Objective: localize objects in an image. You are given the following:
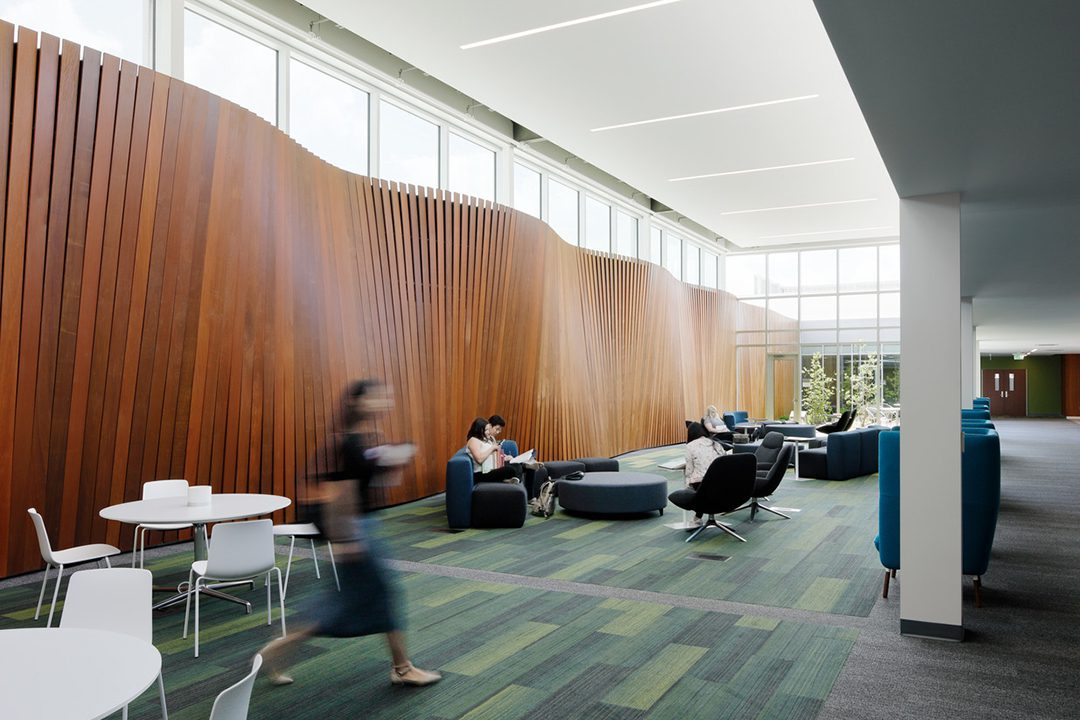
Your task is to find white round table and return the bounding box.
[0,628,161,720]
[100,493,290,610]
[101,493,291,559]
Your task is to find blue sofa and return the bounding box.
[797,426,882,480]
[722,410,749,431]
[875,428,1001,605]
[446,440,527,529]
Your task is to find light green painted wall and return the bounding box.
[980,355,1062,416]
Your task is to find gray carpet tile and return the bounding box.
[820,418,1080,720]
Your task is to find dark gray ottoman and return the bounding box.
[575,457,620,472]
[557,471,668,516]
[544,460,586,479]
[471,483,527,528]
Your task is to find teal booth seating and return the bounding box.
[722,410,749,431]
[797,426,883,480]
[446,440,527,529]
[962,408,991,421]
[875,428,1001,605]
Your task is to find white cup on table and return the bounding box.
[187,486,211,506]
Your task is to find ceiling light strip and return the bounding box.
[669,157,854,182]
[590,94,819,132]
[721,197,878,216]
[461,0,683,50]
[758,225,894,240]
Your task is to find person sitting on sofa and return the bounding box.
[679,422,728,526]
[703,406,726,437]
[466,417,524,484]
[488,414,507,441]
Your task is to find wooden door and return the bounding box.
[982,369,1027,417]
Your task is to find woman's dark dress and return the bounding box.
[309,432,401,638]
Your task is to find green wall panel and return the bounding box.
[981,355,1062,416]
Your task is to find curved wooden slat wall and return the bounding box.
[0,26,785,577]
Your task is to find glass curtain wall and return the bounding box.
[729,244,901,424]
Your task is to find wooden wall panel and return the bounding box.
[0,28,769,577]
[1063,354,1080,417]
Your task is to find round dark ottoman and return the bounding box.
[575,457,619,472]
[557,471,668,516]
[544,460,586,479]
[471,482,527,528]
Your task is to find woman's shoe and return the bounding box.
[391,662,442,686]
[267,671,294,686]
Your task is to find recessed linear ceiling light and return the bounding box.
[591,94,819,133]
[460,0,683,50]
[669,158,854,183]
[759,225,893,241]
[721,197,877,216]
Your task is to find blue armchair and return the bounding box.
[796,429,862,480]
[961,408,991,421]
[722,411,749,431]
[875,429,1000,605]
[446,440,527,529]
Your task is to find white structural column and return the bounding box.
[899,192,964,640]
[960,298,974,407]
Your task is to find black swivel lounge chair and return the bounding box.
[737,443,794,521]
[816,410,851,435]
[668,453,756,543]
[753,431,786,474]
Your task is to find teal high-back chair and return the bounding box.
[875,428,1001,605]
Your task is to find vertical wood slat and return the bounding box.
[0,26,771,577]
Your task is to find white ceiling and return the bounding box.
[814,0,1080,354]
[305,0,899,249]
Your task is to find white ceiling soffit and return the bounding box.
[305,0,899,249]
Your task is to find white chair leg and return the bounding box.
[266,571,272,625]
[132,526,141,568]
[283,537,296,596]
[194,577,202,658]
[35,564,51,620]
[139,527,147,569]
[310,538,321,579]
[326,542,340,591]
[274,567,286,638]
[122,705,128,720]
[46,564,64,627]
[104,556,112,568]
[182,568,194,638]
[157,671,168,720]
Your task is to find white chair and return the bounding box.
[183,519,285,657]
[27,507,120,627]
[272,523,340,597]
[208,654,262,720]
[132,479,196,568]
[60,568,168,720]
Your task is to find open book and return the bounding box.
[509,449,535,464]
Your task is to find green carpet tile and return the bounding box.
[380,446,883,618]
[0,553,856,719]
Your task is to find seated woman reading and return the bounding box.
[466,417,524,484]
[703,405,726,436]
[672,422,728,526]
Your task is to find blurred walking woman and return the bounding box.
[466,417,523,483]
[261,380,441,687]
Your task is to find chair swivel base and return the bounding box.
[685,514,746,543]
[733,499,791,522]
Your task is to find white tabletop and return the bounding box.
[100,493,291,525]
[0,628,161,720]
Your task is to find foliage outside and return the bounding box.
[846,350,882,426]
[803,352,834,425]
